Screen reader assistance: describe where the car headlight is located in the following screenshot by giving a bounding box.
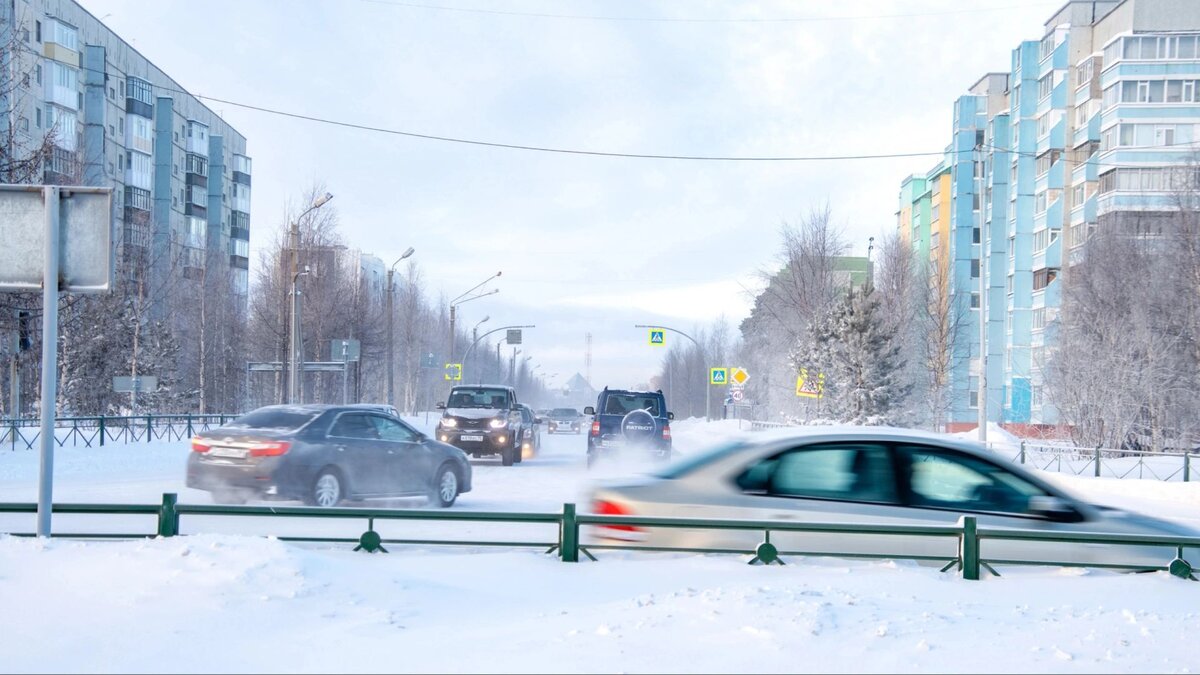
[440,417,457,428]
[489,418,508,429]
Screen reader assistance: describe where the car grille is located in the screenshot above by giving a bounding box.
[458,419,486,430]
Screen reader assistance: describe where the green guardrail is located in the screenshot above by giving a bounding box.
[1,414,236,451]
[0,493,1195,581]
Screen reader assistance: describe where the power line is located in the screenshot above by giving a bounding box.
[356,0,1058,24]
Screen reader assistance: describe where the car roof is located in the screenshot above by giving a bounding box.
[748,425,989,452]
[450,384,514,391]
[602,389,664,397]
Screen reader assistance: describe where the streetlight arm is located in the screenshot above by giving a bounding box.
[634,324,700,350]
[451,288,499,308]
[451,271,502,306]
[461,324,535,363]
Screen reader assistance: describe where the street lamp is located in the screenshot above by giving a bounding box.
[449,272,501,363]
[288,265,311,404]
[634,324,710,421]
[286,192,333,403]
[386,246,416,407]
[471,316,490,381]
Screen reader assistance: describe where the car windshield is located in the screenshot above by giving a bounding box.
[447,388,509,409]
[551,408,578,418]
[224,408,320,431]
[603,393,662,416]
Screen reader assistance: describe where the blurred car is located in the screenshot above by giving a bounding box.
[516,404,542,459]
[187,404,471,507]
[436,385,524,466]
[587,427,1199,570]
[351,403,401,418]
[585,388,673,467]
[546,407,584,435]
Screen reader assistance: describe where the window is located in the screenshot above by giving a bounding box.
[35,20,41,43]
[1033,268,1058,290]
[127,77,153,105]
[18,117,28,132]
[1072,184,1084,205]
[231,238,249,257]
[1035,192,1047,214]
[117,154,123,170]
[369,416,418,442]
[970,292,980,309]
[1038,73,1052,99]
[186,153,207,176]
[330,414,379,440]
[969,390,979,408]
[971,259,980,278]
[35,109,41,128]
[736,444,898,504]
[184,216,206,248]
[972,227,981,244]
[1032,308,1047,331]
[35,64,41,85]
[107,124,114,138]
[898,447,1048,515]
[48,20,78,51]
[108,86,114,100]
[52,62,77,90]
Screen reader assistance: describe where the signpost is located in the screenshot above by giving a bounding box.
[648,329,665,346]
[0,186,114,538]
[331,339,361,404]
[113,375,157,415]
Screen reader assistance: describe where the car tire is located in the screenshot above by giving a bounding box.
[501,444,515,466]
[514,439,524,464]
[307,468,345,507]
[429,463,460,508]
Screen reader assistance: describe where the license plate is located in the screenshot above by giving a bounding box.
[460,434,484,442]
[209,447,247,459]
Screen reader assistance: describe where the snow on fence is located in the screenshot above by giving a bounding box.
[1,414,234,451]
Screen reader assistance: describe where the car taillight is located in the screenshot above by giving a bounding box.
[590,420,600,436]
[662,425,671,441]
[191,437,212,453]
[248,441,291,457]
[592,499,641,533]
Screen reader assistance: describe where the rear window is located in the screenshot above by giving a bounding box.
[551,408,579,417]
[224,408,320,431]
[602,393,662,417]
[447,387,511,409]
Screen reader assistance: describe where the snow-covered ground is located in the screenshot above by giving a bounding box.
[2,418,1200,673]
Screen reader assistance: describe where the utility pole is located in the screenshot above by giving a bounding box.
[285,193,333,405]
[386,247,415,408]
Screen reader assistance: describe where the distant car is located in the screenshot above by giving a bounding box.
[187,404,472,508]
[516,404,542,459]
[351,403,401,418]
[436,385,524,466]
[585,388,673,467]
[546,407,584,435]
[588,427,1199,570]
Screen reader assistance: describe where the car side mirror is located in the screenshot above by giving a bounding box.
[535,417,544,424]
[1028,495,1081,523]
[436,402,446,410]
[668,412,675,420]
[584,406,595,415]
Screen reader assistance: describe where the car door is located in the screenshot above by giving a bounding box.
[892,444,1096,565]
[682,442,917,556]
[369,415,432,495]
[326,412,388,496]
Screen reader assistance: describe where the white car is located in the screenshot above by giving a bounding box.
[588,427,1199,571]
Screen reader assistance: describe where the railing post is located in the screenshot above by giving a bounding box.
[146,415,152,443]
[1019,440,1026,464]
[186,414,193,439]
[98,416,105,447]
[1185,454,1191,483]
[560,503,579,563]
[157,492,179,537]
[1094,446,1102,477]
[960,516,980,581]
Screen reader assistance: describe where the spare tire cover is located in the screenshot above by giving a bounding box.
[620,409,657,442]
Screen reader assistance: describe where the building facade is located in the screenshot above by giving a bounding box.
[897,0,1200,429]
[1,0,252,305]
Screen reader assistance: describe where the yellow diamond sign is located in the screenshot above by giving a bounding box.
[730,367,749,385]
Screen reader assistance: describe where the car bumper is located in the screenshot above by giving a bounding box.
[436,428,513,455]
[186,454,305,500]
[548,424,582,434]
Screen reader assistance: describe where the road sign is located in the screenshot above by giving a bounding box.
[796,368,825,399]
[710,367,728,385]
[648,329,665,346]
[444,363,462,381]
[112,375,157,393]
[0,186,114,292]
[421,352,438,369]
[731,387,745,402]
[330,339,360,362]
[730,367,749,385]
[507,329,523,345]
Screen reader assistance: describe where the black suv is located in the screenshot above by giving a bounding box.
[585,388,673,467]
[436,385,525,466]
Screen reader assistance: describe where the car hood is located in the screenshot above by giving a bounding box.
[445,408,506,420]
[1093,505,1200,537]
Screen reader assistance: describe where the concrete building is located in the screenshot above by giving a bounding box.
[897,0,1200,430]
[0,0,252,305]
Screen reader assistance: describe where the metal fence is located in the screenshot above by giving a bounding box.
[0,414,234,451]
[0,494,1195,580]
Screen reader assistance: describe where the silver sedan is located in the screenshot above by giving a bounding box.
[587,427,1199,570]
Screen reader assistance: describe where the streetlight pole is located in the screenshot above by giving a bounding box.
[635,324,709,421]
[289,266,310,404]
[459,324,535,385]
[286,192,333,403]
[471,316,489,382]
[448,272,502,364]
[386,246,416,408]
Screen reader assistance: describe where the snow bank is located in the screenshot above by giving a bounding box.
[952,422,1022,452]
[1,535,1197,673]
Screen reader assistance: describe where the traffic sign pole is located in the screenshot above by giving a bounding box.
[36,187,60,538]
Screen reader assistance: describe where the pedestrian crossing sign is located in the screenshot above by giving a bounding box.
[710,367,728,385]
[648,329,665,346]
[444,363,462,381]
[796,368,824,399]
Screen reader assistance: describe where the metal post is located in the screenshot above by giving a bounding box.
[157,492,179,537]
[98,415,105,447]
[1019,440,1025,464]
[448,304,456,365]
[1185,453,1191,483]
[960,515,980,581]
[186,413,193,438]
[560,503,579,562]
[341,343,349,405]
[1094,446,1102,477]
[386,269,395,407]
[289,278,298,404]
[35,186,60,538]
[146,415,152,443]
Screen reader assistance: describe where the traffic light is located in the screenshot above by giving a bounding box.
[16,310,32,351]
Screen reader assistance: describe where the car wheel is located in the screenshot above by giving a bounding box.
[212,489,247,505]
[308,468,344,507]
[501,443,515,466]
[429,464,459,508]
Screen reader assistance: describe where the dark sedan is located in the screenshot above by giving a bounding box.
[187,404,472,507]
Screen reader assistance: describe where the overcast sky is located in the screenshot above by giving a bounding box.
[85,0,1059,390]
